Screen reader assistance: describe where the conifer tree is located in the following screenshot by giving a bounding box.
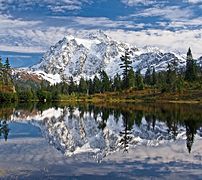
[113,73,122,91]
[100,70,110,92]
[151,67,156,86]
[120,49,132,89]
[185,48,197,82]
[166,63,172,85]
[68,76,76,94]
[5,57,11,69]
[0,57,3,68]
[128,68,135,88]
[88,79,94,94]
[144,67,152,85]
[78,77,88,94]
[93,75,101,93]
[135,70,144,90]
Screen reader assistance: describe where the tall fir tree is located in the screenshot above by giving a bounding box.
[68,76,76,94]
[78,77,88,94]
[5,57,11,69]
[113,73,122,91]
[100,70,110,92]
[185,48,197,82]
[144,66,152,85]
[135,69,144,90]
[151,67,157,86]
[119,49,132,89]
[88,79,94,94]
[93,75,101,93]
[128,68,135,88]
[0,57,3,68]
[166,63,172,85]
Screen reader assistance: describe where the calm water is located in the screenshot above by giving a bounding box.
[0,102,202,179]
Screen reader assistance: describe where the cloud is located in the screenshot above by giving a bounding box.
[186,0,202,4]
[131,6,193,21]
[0,14,41,29]
[121,0,155,6]
[106,29,202,58]
[0,0,91,13]
[119,5,202,30]
[65,16,140,29]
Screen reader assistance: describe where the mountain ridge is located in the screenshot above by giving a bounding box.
[22,31,201,84]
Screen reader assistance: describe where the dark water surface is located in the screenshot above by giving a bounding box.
[0,102,202,179]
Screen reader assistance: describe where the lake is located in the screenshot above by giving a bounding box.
[0,102,202,179]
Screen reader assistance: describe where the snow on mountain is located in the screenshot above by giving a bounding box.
[31,30,192,83]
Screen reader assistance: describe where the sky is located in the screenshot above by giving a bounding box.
[0,0,202,66]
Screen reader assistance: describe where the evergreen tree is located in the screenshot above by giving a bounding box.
[5,57,11,69]
[151,67,157,86]
[78,77,88,94]
[100,70,110,92]
[88,79,94,94]
[93,76,101,93]
[166,62,178,92]
[113,73,122,91]
[119,49,132,89]
[176,74,184,93]
[185,48,197,82]
[0,57,3,68]
[135,70,144,90]
[128,68,135,88]
[144,66,152,85]
[68,76,76,94]
[166,63,172,85]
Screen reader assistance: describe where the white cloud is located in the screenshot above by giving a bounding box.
[132,6,193,20]
[0,0,91,12]
[186,0,202,4]
[168,17,202,28]
[106,29,202,58]
[121,0,155,6]
[0,14,41,28]
[71,16,138,29]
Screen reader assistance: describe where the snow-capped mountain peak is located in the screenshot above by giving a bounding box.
[30,31,201,83]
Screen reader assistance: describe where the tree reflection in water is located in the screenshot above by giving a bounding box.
[0,120,9,141]
[0,102,202,156]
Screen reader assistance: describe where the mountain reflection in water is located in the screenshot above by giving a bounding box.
[0,103,202,161]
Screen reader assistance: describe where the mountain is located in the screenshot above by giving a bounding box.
[30,31,191,83]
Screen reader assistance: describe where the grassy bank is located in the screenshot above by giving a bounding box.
[58,88,202,104]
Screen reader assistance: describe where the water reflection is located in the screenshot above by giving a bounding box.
[0,103,202,160]
[0,120,9,141]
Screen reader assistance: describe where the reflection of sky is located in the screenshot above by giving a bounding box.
[0,136,201,179]
[8,122,42,138]
[0,0,202,61]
